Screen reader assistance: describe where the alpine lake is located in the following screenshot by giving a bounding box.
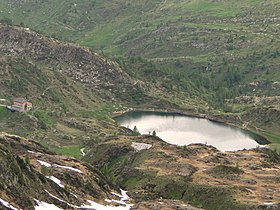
[115,111,269,151]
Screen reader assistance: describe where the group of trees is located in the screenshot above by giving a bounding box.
[115,38,279,111]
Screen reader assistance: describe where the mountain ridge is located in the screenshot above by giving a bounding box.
[0,1,279,209]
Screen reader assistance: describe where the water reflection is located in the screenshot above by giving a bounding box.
[115,111,266,151]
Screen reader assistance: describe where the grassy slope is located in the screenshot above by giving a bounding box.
[0,56,121,158]
[0,0,279,139]
[84,135,280,209]
[0,0,278,97]
[1,1,279,62]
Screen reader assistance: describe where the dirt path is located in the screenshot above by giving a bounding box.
[80,148,86,156]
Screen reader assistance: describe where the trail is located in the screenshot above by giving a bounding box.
[80,148,86,156]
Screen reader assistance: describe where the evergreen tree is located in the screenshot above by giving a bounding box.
[133,126,140,136]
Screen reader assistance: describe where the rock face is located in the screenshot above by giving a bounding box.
[0,132,127,209]
[242,107,280,129]
[0,132,206,210]
[0,24,134,98]
[84,135,280,210]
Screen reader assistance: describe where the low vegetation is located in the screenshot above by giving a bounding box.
[50,145,84,159]
[0,0,278,142]
[0,1,279,209]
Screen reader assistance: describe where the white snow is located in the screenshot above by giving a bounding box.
[111,189,130,202]
[120,189,130,201]
[0,198,18,210]
[28,150,42,155]
[46,176,64,188]
[131,142,152,151]
[44,189,133,209]
[111,192,122,198]
[37,160,51,167]
[98,189,133,209]
[82,189,133,209]
[105,199,113,203]
[81,200,133,210]
[263,202,275,206]
[44,190,77,208]
[70,193,78,198]
[106,199,126,205]
[37,160,82,173]
[34,189,133,210]
[44,190,67,205]
[34,199,62,210]
[54,164,83,173]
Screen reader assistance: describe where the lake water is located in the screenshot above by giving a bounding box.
[115,111,268,151]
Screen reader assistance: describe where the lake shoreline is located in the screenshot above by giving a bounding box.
[111,108,272,145]
[113,109,270,151]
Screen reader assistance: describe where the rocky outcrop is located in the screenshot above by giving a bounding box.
[242,107,280,129]
[0,24,134,98]
[84,135,280,209]
[0,132,127,209]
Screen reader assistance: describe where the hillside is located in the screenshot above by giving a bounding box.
[0,23,134,101]
[83,134,280,210]
[0,23,142,160]
[0,132,134,209]
[0,22,184,160]
[0,23,204,207]
[0,2,279,209]
[0,0,279,96]
[0,0,279,140]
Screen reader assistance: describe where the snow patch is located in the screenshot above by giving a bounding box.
[34,199,62,210]
[44,190,77,208]
[82,189,133,209]
[45,190,67,204]
[54,164,83,173]
[37,160,51,167]
[46,176,64,188]
[105,199,113,203]
[131,142,152,151]
[81,200,133,210]
[0,198,18,210]
[70,193,78,198]
[35,189,133,210]
[37,160,82,173]
[120,189,130,201]
[263,202,275,206]
[102,189,133,208]
[28,150,42,155]
[111,189,130,201]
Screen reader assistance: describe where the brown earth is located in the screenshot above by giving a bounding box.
[84,135,280,209]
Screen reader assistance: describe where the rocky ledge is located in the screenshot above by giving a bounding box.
[0,132,133,209]
[84,135,280,209]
